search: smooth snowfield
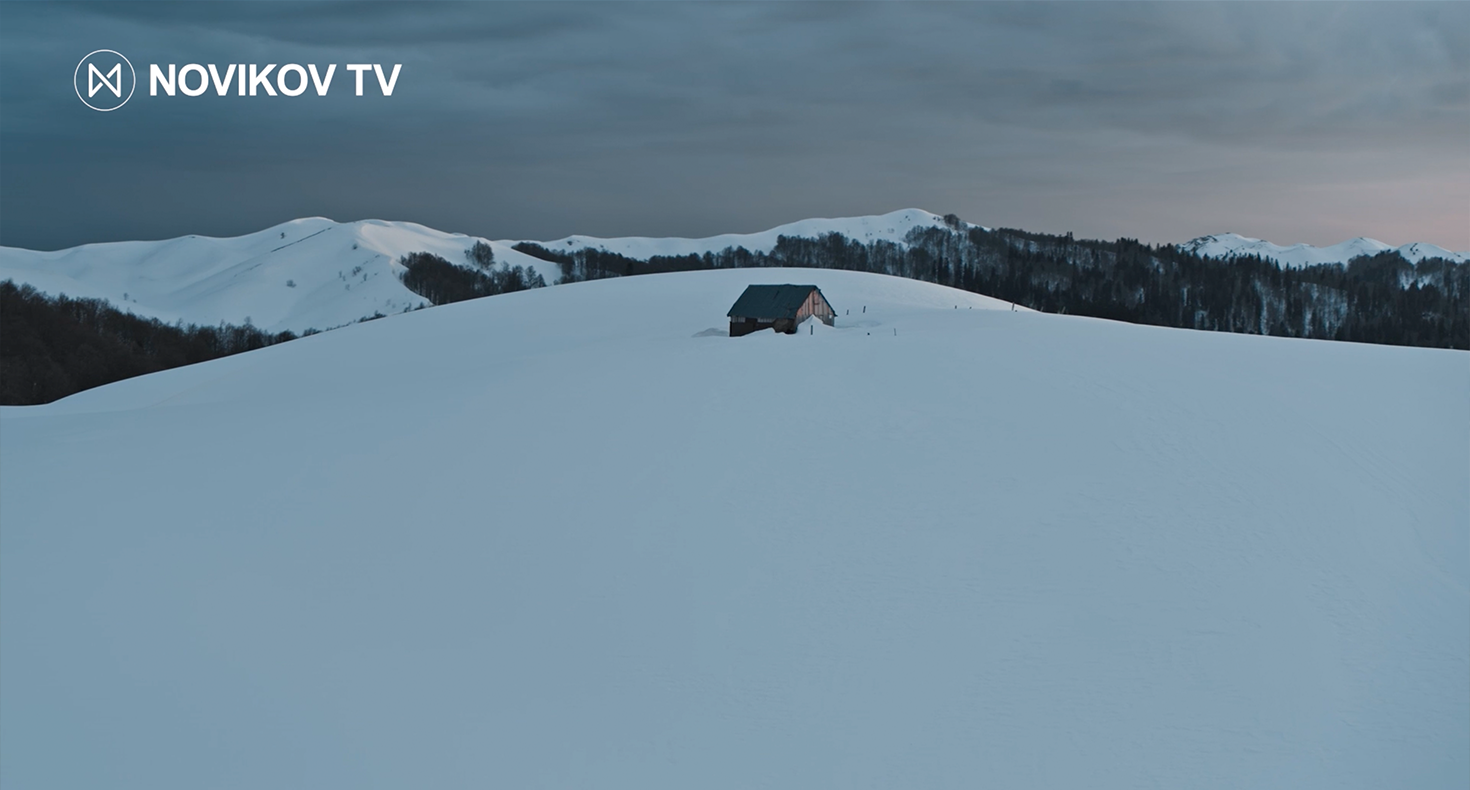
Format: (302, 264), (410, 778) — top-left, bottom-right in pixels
(2, 269), (1466, 789)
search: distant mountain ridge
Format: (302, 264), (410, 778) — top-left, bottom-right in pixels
(1180, 232), (1468, 268)
(1, 209), (1462, 334)
(525, 208), (977, 259)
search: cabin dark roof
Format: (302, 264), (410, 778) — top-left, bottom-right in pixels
(727, 284), (827, 319)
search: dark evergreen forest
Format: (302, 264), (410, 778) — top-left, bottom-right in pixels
(0, 244), (551, 405)
(0, 281), (300, 405)
(398, 245), (546, 305)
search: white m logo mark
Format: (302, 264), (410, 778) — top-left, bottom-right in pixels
(88, 63), (122, 98)
(74, 50), (135, 111)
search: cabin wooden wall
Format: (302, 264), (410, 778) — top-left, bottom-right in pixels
(795, 290), (835, 325)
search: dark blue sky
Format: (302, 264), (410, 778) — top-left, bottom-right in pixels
(2, 1), (1465, 251)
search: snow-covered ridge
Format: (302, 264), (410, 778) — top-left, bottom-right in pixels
(0, 210), (965, 334)
(5, 211), (1462, 334)
(0, 218), (560, 335)
(1181, 232), (1469, 268)
(511, 208), (973, 259)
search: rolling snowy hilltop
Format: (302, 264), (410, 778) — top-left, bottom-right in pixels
(0, 218), (560, 334)
(2, 268), (1465, 789)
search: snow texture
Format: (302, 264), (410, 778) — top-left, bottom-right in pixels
(2, 268), (1465, 789)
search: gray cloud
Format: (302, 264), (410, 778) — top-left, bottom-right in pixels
(2, 1), (1465, 251)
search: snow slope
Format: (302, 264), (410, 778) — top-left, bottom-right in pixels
(512, 208), (971, 259)
(2, 268), (1465, 789)
(1181, 232), (1470, 267)
(0, 218), (560, 334)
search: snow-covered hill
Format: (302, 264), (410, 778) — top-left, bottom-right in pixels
(2, 269), (1464, 789)
(0, 210), (967, 334)
(0, 218), (560, 334)
(1181, 232), (1469, 267)
(517, 207), (971, 259)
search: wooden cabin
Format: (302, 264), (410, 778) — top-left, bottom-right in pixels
(727, 284), (836, 336)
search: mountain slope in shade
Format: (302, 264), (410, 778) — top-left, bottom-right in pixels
(0, 219), (560, 334)
(512, 208), (975, 260)
(1181, 232), (1469, 268)
(2, 268), (1465, 790)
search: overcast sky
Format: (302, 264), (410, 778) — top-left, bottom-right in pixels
(1, 1), (1465, 251)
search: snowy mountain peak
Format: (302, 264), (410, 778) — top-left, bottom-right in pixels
(1181, 232), (1466, 267)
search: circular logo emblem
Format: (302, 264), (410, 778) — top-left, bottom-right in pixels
(74, 50), (136, 112)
